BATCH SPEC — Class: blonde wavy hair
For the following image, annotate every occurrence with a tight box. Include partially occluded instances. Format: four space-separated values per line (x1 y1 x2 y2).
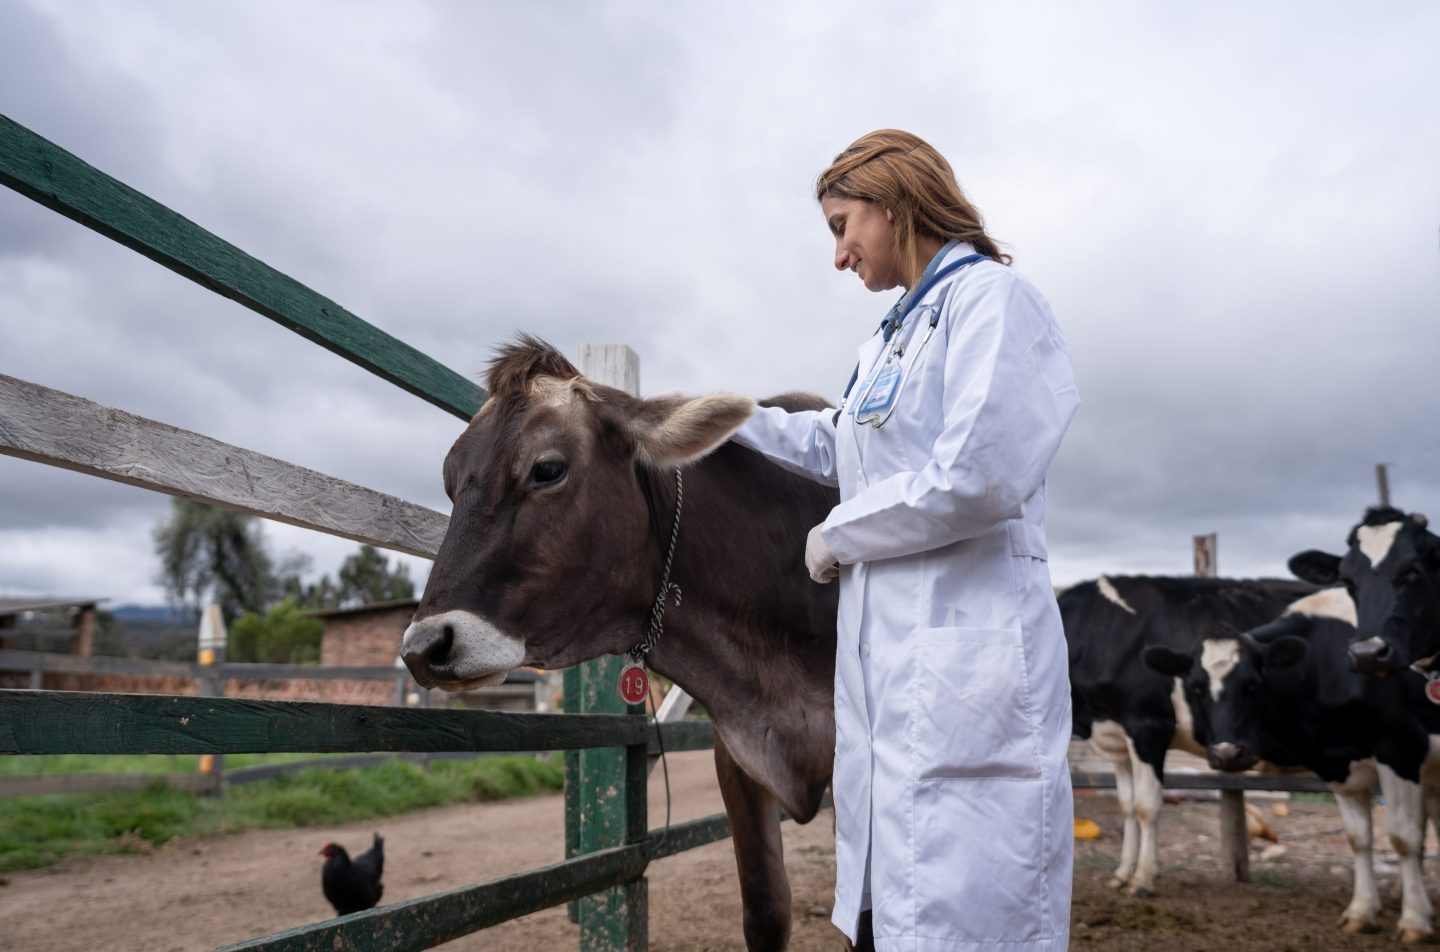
816 129 1011 282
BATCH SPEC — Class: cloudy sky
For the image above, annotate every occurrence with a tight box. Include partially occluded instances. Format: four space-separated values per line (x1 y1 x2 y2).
2 0 1437 609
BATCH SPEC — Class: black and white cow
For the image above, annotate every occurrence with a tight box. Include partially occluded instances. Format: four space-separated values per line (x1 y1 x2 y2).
1144 588 1436 942
1062 575 1314 896
1290 507 1440 677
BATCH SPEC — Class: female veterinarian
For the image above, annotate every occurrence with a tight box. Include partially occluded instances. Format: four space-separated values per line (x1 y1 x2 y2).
733 129 1079 951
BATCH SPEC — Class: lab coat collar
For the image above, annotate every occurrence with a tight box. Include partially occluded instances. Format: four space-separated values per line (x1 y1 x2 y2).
937 239 978 267
896 240 980 315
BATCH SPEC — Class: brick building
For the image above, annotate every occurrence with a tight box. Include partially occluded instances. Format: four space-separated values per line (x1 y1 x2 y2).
308 599 552 711
310 598 417 667
0 597 101 655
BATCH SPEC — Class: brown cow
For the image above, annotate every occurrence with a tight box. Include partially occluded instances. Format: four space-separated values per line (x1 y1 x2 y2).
402 336 838 950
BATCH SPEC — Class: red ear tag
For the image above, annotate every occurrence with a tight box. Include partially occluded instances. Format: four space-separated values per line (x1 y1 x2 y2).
619 661 649 705
1425 679 1440 705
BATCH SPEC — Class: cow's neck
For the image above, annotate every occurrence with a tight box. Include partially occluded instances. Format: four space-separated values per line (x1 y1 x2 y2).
647 602 833 821
636 452 836 820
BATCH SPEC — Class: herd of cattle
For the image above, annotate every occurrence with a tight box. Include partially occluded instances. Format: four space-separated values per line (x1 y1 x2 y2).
396 344 1436 949
1064 506 1440 942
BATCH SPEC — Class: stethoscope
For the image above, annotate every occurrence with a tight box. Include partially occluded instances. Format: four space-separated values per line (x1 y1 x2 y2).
832 249 989 427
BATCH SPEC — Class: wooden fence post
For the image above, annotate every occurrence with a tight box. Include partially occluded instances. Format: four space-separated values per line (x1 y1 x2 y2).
196 603 227 797
565 344 648 950
1192 533 1217 582
1194 533 1249 882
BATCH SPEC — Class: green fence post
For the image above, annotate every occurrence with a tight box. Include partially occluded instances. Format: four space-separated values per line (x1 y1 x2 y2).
568 345 647 951
564 667 582 924
623 738 650 948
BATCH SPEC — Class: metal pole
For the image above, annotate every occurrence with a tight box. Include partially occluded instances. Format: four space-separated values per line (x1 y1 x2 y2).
1376 463 1391 507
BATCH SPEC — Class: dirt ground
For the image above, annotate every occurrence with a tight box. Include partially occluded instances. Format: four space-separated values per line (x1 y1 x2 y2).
0 751 1431 951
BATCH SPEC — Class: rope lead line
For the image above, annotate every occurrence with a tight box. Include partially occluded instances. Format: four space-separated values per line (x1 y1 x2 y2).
650 704 671 857
634 466 683 856
630 466 684 663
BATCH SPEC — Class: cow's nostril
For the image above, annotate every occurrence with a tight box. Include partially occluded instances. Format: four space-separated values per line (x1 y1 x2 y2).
425 625 455 667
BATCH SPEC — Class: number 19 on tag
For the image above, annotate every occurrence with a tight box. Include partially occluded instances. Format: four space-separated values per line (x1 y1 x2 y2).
619 661 649 705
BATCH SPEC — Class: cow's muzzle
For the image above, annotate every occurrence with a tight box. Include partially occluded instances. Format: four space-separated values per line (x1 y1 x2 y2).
1348 637 1401 677
401 609 525 691
1207 741 1257 772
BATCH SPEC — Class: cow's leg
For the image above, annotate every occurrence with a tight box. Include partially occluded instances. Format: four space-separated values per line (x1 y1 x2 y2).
1421 737 1440 866
1377 763 1433 944
1331 763 1381 934
1090 721 1138 890
1108 756 1140 890
1424 784 1440 862
714 735 791 952
1123 733 1166 898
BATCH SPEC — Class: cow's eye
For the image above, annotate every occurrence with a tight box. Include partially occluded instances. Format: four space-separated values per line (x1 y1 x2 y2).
529 460 568 489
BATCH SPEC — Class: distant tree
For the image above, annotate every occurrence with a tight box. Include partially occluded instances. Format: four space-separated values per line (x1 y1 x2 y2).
336 545 415 607
228 597 323 664
279 571 343 612
152 500 275 623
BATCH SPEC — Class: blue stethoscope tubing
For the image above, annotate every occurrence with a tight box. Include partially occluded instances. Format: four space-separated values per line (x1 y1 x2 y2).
833 252 988 424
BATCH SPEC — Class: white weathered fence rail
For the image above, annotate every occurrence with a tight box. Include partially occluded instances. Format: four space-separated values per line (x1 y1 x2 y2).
0 374 449 558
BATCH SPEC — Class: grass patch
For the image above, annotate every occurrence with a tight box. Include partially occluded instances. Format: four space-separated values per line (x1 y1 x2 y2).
0 755 563 874
1289 790 1336 804
0 753 352 776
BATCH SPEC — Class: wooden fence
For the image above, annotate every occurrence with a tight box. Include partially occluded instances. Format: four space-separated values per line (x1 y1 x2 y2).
0 114 1350 947
0 648 547 797
0 113 715 951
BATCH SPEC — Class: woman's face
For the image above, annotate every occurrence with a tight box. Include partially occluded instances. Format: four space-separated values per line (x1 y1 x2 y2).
821 194 901 293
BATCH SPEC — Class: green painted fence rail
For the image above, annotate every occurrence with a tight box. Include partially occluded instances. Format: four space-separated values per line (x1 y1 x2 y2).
0 115 485 421
1070 769 1334 794
216 842 653 952
0 112 716 950
218 741 651 952
0 691 714 756
0 649 407 682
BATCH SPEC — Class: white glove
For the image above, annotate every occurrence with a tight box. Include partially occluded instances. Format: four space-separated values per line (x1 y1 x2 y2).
805 524 839 584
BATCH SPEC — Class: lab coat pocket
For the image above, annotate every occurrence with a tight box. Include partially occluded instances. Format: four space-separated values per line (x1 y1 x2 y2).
913 776 1048 941
911 628 1041 780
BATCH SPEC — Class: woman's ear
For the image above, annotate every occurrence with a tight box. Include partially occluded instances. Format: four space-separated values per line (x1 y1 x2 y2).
885 207 894 221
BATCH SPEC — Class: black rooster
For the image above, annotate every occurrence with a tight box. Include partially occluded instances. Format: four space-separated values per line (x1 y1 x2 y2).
320 833 385 916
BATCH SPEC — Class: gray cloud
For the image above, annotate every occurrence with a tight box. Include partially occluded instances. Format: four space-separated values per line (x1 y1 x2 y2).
2 0 1438 602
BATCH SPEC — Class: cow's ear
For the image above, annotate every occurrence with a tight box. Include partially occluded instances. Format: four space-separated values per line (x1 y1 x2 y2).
1288 550 1341 585
1143 645 1191 677
1262 635 1308 669
627 394 754 467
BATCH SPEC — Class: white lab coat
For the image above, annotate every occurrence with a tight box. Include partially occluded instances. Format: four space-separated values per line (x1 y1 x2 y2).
734 243 1078 950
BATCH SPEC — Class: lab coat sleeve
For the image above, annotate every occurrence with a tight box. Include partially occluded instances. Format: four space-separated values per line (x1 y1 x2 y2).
730 404 841 487
821 271 1079 564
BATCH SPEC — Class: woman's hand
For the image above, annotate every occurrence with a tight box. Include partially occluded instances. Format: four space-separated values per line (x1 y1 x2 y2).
806 525 839 583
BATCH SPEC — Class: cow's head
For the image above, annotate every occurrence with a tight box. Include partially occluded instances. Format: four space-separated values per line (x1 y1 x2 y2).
401 336 752 691
1143 620 1309 772
1289 508 1440 676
